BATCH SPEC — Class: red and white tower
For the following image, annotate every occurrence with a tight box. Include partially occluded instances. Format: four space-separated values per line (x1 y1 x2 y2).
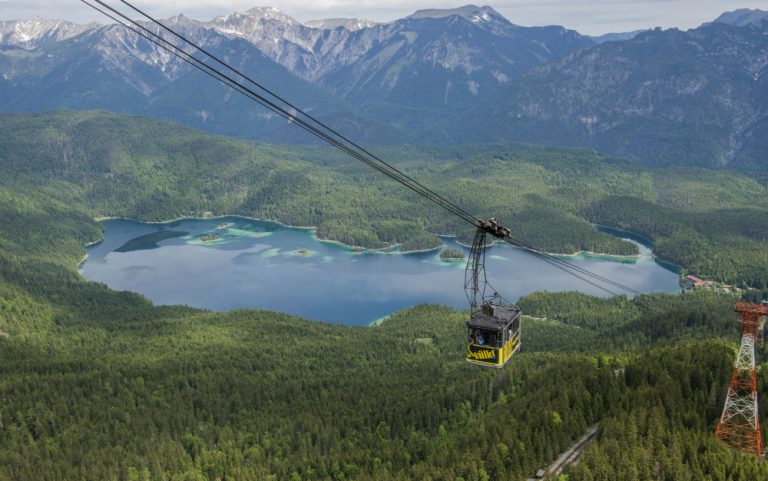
715 302 768 457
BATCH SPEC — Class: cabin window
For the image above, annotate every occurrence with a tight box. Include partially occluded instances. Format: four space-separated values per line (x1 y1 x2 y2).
469 329 489 346
469 328 505 347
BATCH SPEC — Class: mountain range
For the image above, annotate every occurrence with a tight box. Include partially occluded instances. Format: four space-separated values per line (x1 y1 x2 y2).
1 5 767 168
460 19 768 169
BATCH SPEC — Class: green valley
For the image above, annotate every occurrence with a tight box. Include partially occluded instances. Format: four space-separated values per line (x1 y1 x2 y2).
1 110 768 480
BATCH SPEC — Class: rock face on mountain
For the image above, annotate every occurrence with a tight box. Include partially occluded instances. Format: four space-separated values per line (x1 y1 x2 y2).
204 7 328 77
0 5 591 145
456 20 768 169
305 18 378 31
316 6 592 132
0 7 767 168
0 19 97 49
0 20 389 143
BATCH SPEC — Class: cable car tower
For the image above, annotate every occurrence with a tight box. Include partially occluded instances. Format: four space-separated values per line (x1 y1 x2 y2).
715 302 768 457
465 219 521 367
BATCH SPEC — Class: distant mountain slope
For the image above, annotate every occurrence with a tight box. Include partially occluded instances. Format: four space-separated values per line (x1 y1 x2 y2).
162 5 594 131
203 7 333 78
0 5 591 145
317 5 593 134
0 18 97 48
589 30 645 43
711 8 768 27
0 20 405 144
304 18 378 31
3 7 768 168
457 21 768 169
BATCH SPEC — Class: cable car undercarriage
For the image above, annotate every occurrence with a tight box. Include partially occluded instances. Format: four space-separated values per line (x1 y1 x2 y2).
464 219 521 368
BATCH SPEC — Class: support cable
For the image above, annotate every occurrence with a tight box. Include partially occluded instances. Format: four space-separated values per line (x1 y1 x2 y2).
81 0 643 297
114 0 481 226
85 0 477 226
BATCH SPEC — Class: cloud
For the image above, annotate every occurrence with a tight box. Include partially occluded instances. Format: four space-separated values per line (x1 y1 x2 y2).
2 0 768 34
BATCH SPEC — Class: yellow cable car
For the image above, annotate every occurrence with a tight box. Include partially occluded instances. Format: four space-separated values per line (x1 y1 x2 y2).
467 302 521 368
464 219 522 368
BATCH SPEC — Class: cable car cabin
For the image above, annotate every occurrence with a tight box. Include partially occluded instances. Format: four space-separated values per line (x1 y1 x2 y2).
466 303 521 368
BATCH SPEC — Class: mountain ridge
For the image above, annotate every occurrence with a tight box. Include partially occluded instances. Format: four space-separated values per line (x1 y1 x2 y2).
0 18 99 49
1 7 767 167
304 18 378 31
0 4 593 145
452 20 768 169
408 5 507 22
710 8 768 27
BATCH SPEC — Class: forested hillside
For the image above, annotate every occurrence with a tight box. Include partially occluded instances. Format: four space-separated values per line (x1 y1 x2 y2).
3 0 768 475
0 150 766 479
1 110 767 286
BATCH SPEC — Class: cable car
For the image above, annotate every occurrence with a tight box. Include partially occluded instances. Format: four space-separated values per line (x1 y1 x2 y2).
81 0 640 370
465 219 522 368
466 300 521 367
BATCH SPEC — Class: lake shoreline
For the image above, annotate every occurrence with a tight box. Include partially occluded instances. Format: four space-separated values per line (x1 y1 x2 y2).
95 214 446 256
81 216 682 325
77 238 105 270
89 214 663 265
450 236 642 262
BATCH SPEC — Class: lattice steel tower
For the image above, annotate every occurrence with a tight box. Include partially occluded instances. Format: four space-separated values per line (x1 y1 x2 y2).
715 302 768 457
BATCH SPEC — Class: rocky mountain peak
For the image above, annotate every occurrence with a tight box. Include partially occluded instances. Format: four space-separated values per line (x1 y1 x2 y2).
711 8 768 27
162 14 204 31
203 6 329 79
207 6 302 38
304 18 378 31
232 6 299 25
408 5 508 24
0 18 97 48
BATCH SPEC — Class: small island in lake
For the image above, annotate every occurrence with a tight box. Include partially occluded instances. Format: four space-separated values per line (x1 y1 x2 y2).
440 248 466 261
200 234 221 242
291 248 317 257
115 230 188 252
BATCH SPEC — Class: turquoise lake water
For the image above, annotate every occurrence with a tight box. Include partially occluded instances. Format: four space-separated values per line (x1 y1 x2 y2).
80 217 681 325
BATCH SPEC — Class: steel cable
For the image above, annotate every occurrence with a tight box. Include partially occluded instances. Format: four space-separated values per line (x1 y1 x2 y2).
81 0 645 297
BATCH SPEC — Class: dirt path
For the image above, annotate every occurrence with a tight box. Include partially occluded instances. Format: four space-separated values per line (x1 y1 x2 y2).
523 315 581 329
530 424 599 479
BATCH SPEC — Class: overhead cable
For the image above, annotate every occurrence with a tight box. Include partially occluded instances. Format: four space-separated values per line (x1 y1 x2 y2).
80 0 643 297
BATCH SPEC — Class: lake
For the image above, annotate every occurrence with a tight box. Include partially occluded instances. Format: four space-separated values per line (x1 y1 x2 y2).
80 217 681 325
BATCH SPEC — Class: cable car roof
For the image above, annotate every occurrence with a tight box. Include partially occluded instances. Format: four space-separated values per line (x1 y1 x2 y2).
468 305 521 331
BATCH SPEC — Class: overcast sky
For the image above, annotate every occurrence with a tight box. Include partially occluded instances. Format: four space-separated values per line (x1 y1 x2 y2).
2 1 768 35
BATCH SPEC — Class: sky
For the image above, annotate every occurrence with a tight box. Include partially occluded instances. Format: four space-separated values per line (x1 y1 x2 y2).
2 0 768 35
